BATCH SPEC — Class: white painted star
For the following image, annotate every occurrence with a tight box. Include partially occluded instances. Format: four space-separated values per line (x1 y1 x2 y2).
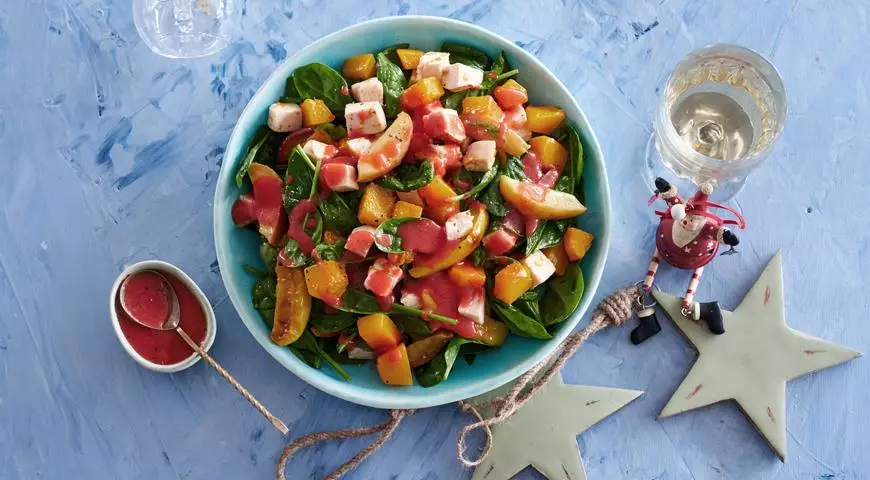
470 372 642 480
653 252 861 460
683 247 692 253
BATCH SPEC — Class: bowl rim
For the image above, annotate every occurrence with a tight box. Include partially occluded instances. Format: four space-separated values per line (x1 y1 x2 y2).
109 260 218 373
213 15 611 409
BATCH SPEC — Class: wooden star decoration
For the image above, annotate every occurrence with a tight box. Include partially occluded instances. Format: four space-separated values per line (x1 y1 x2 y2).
470 372 642 480
653 251 861 460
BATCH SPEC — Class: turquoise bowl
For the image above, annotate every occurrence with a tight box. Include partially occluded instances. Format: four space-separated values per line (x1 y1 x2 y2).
214 16 611 409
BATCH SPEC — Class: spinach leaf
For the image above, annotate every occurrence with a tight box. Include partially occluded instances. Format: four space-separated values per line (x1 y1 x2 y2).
470 246 487 267
281 75 303 104
309 309 357 336
478 173 510 217
563 123 584 195
281 238 309 268
442 90 469 110
318 192 359 233
337 290 460 325
390 304 458 326
331 346 368 365
292 330 352 380
448 164 498 202
504 155 526 180
315 123 347 141
343 189 364 213
252 276 277 325
313 238 346 261
373 217 417 253
290 346 321 369
392 314 432 337
514 287 542 322
376 52 407 118
235 131 270 188
441 43 491 70
293 63 353 112
283 146 316 211
524 221 564 256
541 263 585 326
415 338 473 387
259 242 279 273
476 51 507 96
491 300 552 340
377 161 434 192
553 175 573 193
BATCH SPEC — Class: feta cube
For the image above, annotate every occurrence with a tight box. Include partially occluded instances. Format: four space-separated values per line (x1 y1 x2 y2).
400 291 421 309
458 288 486 324
320 163 359 192
267 102 303 132
345 102 387 137
463 140 497 172
422 108 466 143
445 210 474 241
412 52 450 82
442 63 484 92
348 347 374 360
302 139 338 163
346 226 376 257
350 77 384 104
522 251 556 287
344 137 372 157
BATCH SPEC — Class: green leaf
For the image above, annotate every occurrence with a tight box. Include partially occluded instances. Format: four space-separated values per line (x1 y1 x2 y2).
524 221 564 256
283 146 316 211
259 242 279 273
442 90 469 110
541 263 585 326
447 164 498 202
252 276 277 325
281 75 303 103
476 51 507 96
470 246 487 267
441 43 491 70
318 192 359 233
514 287 542 322
376 52 407 118
337 290 459 325
478 173 510 217
553 175 573 193
315 123 347 141
504 155 526 180
491 300 552 340
313 238 346 262
376 161 434 192
415 338 473 387
281 238 309 268
373 217 417 254
380 43 410 65
292 330 352 380
392 314 432 337
563 123 584 195
309 309 357 336
290 346 321 368
235 132 270 188
465 120 500 137
293 63 354 112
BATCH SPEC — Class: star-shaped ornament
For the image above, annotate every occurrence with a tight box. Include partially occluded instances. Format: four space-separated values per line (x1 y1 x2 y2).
653 251 861 460
470 372 642 480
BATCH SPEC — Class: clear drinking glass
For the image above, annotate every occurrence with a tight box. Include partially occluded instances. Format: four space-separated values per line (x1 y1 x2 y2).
643 44 787 201
133 0 235 59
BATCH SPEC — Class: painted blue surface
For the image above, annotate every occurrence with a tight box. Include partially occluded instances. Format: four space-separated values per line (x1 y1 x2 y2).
1 1 867 479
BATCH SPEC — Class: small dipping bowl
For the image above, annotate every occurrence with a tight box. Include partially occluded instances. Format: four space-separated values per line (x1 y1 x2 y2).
109 260 217 373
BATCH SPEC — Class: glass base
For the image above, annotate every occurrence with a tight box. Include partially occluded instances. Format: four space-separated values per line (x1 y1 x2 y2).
643 132 746 203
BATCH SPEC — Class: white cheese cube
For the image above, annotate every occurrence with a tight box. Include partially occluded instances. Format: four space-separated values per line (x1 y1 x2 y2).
412 52 450 82
442 63 484 92
345 102 387 137
350 77 384 104
445 210 474 241
302 139 337 163
458 288 486 324
267 102 303 133
320 163 359 192
344 137 372 157
400 291 421 309
463 140 497 172
522 251 556 287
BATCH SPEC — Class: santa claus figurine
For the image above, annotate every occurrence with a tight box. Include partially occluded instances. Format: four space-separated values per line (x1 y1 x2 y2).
631 177 746 345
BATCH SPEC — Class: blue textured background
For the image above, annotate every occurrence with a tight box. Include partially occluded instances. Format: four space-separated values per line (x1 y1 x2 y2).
1 1 867 479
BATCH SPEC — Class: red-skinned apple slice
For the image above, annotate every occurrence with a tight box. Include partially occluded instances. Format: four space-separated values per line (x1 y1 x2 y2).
247 162 287 245
357 112 413 183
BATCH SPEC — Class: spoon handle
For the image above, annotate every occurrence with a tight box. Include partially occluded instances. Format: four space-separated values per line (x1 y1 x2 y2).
175 327 289 435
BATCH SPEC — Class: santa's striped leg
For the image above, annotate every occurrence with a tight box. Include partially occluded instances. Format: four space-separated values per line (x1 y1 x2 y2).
642 249 661 292
681 266 705 310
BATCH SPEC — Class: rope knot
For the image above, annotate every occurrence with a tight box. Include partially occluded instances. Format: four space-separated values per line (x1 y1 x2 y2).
594 285 640 327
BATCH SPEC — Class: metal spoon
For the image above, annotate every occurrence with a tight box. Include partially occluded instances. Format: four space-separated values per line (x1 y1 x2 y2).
120 270 289 435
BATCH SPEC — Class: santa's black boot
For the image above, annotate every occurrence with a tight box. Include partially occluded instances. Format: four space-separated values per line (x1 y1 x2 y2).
689 301 725 335
630 307 661 345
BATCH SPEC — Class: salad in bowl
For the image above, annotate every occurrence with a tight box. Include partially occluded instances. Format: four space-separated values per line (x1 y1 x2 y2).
230 41 595 389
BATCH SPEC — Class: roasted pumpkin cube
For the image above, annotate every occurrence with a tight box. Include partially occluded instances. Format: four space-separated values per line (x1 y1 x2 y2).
543 243 570 276
418 176 460 224
529 136 568 172
525 105 565 134
342 54 376 81
396 48 424 70
563 227 594 261
493 261 533 304
391 200 423 219
301 99 335 127
303 260 348 304
462 95 504 125
448 261 486 287
358 183 396 227
401 76 445 110
376 344 413 386
358 313 402 353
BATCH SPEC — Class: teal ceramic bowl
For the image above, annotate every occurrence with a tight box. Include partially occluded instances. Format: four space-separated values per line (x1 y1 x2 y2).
214 16 611 409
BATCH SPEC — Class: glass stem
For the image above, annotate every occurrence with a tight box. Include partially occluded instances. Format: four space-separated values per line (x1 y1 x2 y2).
173 0 194 36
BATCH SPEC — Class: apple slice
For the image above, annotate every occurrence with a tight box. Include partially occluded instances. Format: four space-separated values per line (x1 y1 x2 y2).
499 176 587 220
357 112 413 183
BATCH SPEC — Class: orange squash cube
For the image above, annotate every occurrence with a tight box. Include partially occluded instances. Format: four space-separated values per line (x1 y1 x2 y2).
462 95 504 125
303 261 348 303
342 54 376 81
448 261 486 287
529 136 568 172
358 183 396 227
301 99 335 127
526 105 565 134
401 77 444 110
493 261 534 304
376 344 413 386
396 48 424 70
563 227 594 262
418 176 460 224
391 200 423 219
498 128 530 156
501 79 527 94
358 313 403 353
543 243 570 276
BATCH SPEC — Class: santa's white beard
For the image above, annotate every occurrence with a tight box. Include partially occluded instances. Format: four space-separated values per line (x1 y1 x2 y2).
671 218 705 247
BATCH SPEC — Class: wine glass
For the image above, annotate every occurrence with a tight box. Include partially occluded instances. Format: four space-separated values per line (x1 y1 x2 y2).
643 44 787 201
133 0 236 59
